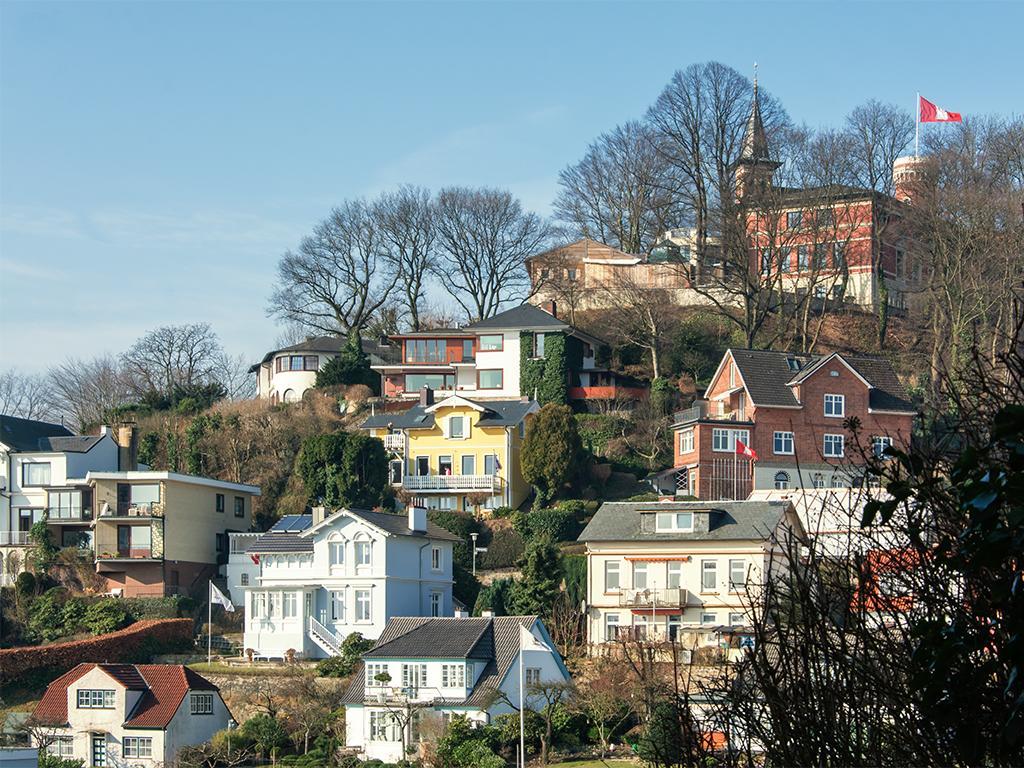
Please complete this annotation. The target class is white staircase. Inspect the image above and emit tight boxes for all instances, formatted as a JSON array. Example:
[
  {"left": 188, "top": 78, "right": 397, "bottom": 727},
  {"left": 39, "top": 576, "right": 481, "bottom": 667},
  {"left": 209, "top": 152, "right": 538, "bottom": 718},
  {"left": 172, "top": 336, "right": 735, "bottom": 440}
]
[{"left": 308, "top": 617, "right": 342, "bottom": 656}]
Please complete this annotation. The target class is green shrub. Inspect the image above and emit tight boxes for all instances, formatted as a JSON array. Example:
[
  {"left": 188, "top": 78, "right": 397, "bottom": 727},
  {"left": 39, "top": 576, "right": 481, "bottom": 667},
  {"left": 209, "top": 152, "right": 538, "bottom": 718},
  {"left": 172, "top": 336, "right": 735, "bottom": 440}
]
[
  {"left": 15, "top": 570, "right": 37, "bottom": 599},
  {"left": 480, "top": 528, "right": 525, "bottom": 569},
  {"left": 490, "top": 506, "right": 516, "bottom": 519},
  {"left": 122, "top": 595, "right": 195, "bottom": 620},
  {"left": 28, "top": 588, "right": 70, "bottom": 641},
  {"left": 240, "top": 714, "right": 289, "bottom": 757},
  {"left": 38, "top": 755, "right": 85, "bottom": 768},
  {"left": 82, "top": 600, "right": 130, "bottom": 635},
  {"left": 514, "top": 507, "right": 579, "bottom": 543},
  {"left": 427, "top": 509, "right": 479, "bottom": 569},
  {"left": 453, "top": 563, "right": 480, "bottom": 612},
  {"left": 315, "top": 632, "right": 373, "bottom": 677},
  {"left": 474, "top": 578, "right": 516, "bottom": 616}
]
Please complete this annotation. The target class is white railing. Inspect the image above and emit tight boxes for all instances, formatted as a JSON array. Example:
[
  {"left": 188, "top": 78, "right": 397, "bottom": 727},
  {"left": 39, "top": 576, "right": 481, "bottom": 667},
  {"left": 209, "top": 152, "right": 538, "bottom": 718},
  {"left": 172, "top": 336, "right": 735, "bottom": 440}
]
[
  {"left": 0, "top": 531, "right": 30, "bottom": 546},
  {"left": 308, "top": 617, "right": 342, "bottom": 656},
  {"left": 383, "top": 434, "right": 405, "bottom": 452},
  {"left": 403, "top": 474, "right": 500, "bottom": 492},
  {"left": 617, "top": 587, "right": 689, "bottom": 608},
  {"left": 228, "top": 532, "right": 263, "bottom": 554}
]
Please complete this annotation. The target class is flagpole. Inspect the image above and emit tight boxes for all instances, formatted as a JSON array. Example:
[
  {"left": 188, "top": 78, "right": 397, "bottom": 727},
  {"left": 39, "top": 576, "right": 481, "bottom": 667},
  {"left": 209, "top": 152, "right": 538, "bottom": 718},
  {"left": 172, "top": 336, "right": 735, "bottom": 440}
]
[
  {"left": 915, "top": 92, "right": 920, "bottom": 157},
  {"left": 733, "top": 445, "right": 738, "bottom": 500},
  {"left": 519, "top": 644, "right": 525, "bottom": 768},
  {"left": 207, "top": 580, "right": 213, "bottom": 665}
]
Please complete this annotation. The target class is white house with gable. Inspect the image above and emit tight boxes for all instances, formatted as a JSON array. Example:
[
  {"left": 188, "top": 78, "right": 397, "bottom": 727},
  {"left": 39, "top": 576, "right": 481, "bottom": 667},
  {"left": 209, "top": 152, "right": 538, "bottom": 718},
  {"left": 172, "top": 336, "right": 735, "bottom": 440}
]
[
  {"left": 243, "top": 506, "right": 461, "bottom": 659},
  {"left": 342, "top": 615, "right": 570, "bottom": 763}
]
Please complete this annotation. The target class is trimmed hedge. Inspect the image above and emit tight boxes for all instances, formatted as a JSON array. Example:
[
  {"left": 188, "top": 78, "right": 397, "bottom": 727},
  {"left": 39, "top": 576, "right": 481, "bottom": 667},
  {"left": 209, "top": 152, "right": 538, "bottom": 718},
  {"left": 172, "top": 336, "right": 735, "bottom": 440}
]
[{"left": 0, "top": 618, "right": 193, "bottom": 686}]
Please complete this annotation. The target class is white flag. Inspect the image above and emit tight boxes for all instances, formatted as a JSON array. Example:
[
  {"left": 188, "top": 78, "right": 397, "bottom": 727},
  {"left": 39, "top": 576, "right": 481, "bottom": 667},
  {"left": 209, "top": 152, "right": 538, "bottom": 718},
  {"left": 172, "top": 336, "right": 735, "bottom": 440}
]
[
  {"left": 519, "top": 624, "right": 552, "bottom": 653},
  {"left": 210, "top": 582, "right": 234, "bottom": 612}
]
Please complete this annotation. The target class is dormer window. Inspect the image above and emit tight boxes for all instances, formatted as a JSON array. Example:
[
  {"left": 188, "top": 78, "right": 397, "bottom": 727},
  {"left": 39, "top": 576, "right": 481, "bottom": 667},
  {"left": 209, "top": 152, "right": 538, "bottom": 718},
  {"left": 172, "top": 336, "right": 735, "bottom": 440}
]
[
  {"left": 786, "top": 357, "right": 801, "bottom": 372},
  {"left": 656, "top": 512, "right": 694, "bottom": 532},
  {"left": 449, "top": 416, "right": 466, "bottom": 439},
  {"left": 77, "top": 689, "right": 114, "bottom": 708}
]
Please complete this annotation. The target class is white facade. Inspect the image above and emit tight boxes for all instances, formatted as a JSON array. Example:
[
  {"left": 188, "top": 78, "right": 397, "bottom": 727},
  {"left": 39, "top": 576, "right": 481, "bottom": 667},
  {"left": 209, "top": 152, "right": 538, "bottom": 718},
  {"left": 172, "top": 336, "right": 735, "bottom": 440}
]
[
  {"left": 243, "top": 508, "right": 456, "bottom": 659},
  {"left": 224, "top": 531, "right": 263, "bottom": 606},
  {"left": 253, "top": 352, "right": 329, "bottom": 403},
  {"left": 344, "top": 617, "right": 570, "bottom": 763},
  {"left": 33, "top": 665, "right": 229, "bottom": 767}
]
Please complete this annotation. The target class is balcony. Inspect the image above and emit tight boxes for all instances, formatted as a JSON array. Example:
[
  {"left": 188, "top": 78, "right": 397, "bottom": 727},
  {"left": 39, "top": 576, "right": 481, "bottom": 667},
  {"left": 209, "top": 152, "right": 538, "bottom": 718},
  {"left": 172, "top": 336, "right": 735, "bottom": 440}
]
[
  {"left": 402, "top": 474, "right": 501, "bottom": 493},
  {"left": 46, "top": 509, "right": 93, "bottom": 525},
  {"left": 616, "top": 587, "right": 689, "bottom": 609},
  {"left": 96, "top": 548, "right": 160, "bottom": 561},
  {"left": 383, "top": 434, "right": 405, "bottom": 453},
  {"left": 673, "top": 401, "right": 748, "bottom": 425},
  {"left": 0, "top": 531, "right": 30, "bottom": 546},
  {"left": 229, "top": 532, "right": 264, "bottom": 554},
  {"left": 99, "top": 502, "right": 165, "bottom": 518}
]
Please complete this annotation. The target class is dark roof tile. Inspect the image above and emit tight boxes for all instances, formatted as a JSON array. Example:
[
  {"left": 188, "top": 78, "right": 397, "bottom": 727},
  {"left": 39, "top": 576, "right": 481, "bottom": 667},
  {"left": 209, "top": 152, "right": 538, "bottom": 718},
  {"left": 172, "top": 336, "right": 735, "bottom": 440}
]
[
  {"left": 0, "top": 415, "right": 74, "bottom": 452},
  {"left": 577, "top": 500, "right": 793, "bottom": 543}
]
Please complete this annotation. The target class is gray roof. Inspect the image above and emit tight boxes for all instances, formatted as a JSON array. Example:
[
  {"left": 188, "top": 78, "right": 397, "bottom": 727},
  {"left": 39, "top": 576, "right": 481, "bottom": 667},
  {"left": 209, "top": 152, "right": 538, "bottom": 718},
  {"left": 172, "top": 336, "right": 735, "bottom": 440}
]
[
  {"left": 352, "top": 508, "right": 462, "bottom": 542},
  {"left": 726, "top": 348, "right": 914, "bottom": 412},
  {"left": 464, "top": 304, "right": 570, "bottom": 332},
  {"left": 341, "top": 615, "right": 541, "bottom": 707},
  {"left": 248, "top": 532, "right": 314, "bottom": 554},
  {"left": 39, "top": 435, "right": 105, "bottom": 453},
  {"left": 361, "top": 398, "right": 536, "bottom": 431},
  {"left": 0, "top": 415, "right": 74, "bottom": 452},
  {"left": 250, "top": 336, "right": 400, "bottom": 372},
  {"left": 251, "top": 508, "right": 462, "bottom": 551},
  {"left": 577, "top": 500, "right": 794, "bottom": 543}
]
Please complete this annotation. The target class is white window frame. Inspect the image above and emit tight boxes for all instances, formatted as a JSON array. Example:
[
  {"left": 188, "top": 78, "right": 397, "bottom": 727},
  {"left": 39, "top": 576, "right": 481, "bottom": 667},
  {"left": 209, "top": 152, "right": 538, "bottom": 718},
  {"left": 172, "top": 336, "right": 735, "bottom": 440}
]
[
  {"left": 712, "top": 428, "right": 750, "bottom": 452},
  {"left": 430, "top": 591, "right": 442, "bottom": 617},
  {"left": 667, "top": 561, "right": 682, "bottom": 589},
  {"left": 824, "top": 393, "right": 846, "bottom": 417},
  {"left": 441, "top": 663, "right": 466, "bottom": 688},
  {"left": 632, "top": 561, "right": 648, "bottom": 589},
  {"left": 656, "top": 511, "right": 694, "bottom": 532},
  {"left": 329, "top": 538, "right": 345, "bottom": 568},
  {"left": 701, "top": 560, "right": 718, "bottom": 591},
  {"left": 401, "top": 663, "right": 427, "bottom": 691},
  {"left": 77, "top": 689, "right": 115, "bottom": 709},
  {"left": 729, "top": 612, "right": 746, "bottom": 627},
  {"left": 678, "top": 428, "right": 694, "bottom": 454},
  {"left": 729, "top": 559, "right": 747, "bottom": 590},
  {"left": 283, "top": 591, "right": 297, "bottom": 618},
  {"left": 355, "top": 538, "right": 372, "bottom": 567},
  {"left": 824, "top": 434, "right": 845, "bottom": 458},
  {"left": 604, "top": 561, "right": 620, "bottom": 591},
  {"left": 366, "top": 662, "right": 388, "bottom": 686},
  {"left": 701, "top": 611, "right": 718, "bottom": 625},
  {"left": 774, "top": 471, "right": 791, "bottom": 490},
  {"left": 431, "top": 546, "right": 442, "bottom": 571},
  {"left": 773, "top": 431, "right": 794, "bottom": 455},
  {"left": 872, "top": 435, "right": 893, "bottom": 458},
  {"left": 355, "top": 589, "right": 372, "bottom": 622},
  {"left": 190, "top": 692, "right": 214, "bottom": 715},
  {"left": 604, "top": 613, "right": 620, "bottom": 641},
  {"left": 448, "top": 416, "right": 466, "bottom": 439},
  {"left": 22, "top": 462, "right": 52, "bottom": 487},
  {"left": 331, "top": 590, "right": 345, "bottom": 622},
  {"left": 123, "top": 737, "right": 153, "bottom": 758},
  {"left": 48, "top": 737, "right": 74, "bottom": 758}
]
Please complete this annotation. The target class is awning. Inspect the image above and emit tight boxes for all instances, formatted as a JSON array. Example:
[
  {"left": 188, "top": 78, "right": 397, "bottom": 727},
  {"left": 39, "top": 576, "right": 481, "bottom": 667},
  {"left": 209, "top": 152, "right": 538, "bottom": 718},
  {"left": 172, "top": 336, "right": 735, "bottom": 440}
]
[
  {"left": 624, "top": 556, "right": 692, "bottom": 563},
  {"left": 630, "top": 608, "right": 684, "bottom": 616}
]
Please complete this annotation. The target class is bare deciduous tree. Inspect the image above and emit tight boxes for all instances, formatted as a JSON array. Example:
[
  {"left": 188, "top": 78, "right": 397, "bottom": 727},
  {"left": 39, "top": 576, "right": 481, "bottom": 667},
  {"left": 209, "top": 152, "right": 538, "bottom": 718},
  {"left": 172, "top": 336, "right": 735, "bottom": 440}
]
[
  {"left": 599, "top": 277, "right": 675, "bottom": 378},
  {"left": 269, "top": 199, "right": 392, "bottom": 336},
  {"left": 433, "top": 187, "right": 550, "bottom": 321},
  {"left": 47, "top": 354, "right": 131, "bottom": 430},
  {"left": 0, "top": 369, "right": 54, "bottom": 421},
  {"left": 375, "top": 185, "right": 436, "bottom": 331},
  {"left": 121, "top": 323, "right": 223, "bottom": 398},
  {"left": 845, "top": 99, "right": 915, "bottom": 196}
]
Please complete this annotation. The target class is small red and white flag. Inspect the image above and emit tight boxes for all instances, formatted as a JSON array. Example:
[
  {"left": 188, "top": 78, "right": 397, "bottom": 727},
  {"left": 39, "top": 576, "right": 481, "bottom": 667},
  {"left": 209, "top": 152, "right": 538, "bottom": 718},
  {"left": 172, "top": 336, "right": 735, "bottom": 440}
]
[
  {"left": 920, "top": 96, "right": 962, "bottom": 123},
  {"left": 250, "top": 553, "right": 260, "bottom": 565},
  {"left": 736, "top": 440, "right": 758, "bottom": 462}
]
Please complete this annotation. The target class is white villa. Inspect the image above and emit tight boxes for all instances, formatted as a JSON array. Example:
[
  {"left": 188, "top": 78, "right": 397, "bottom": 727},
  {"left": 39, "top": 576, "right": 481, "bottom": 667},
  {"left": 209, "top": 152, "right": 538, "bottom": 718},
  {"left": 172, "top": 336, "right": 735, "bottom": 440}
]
[
  {"left": 577, "top": 499, "right": 806, "bottom": 647},
  {"left": 242, "top": 506, "right": 461, "bottom": 659},
  {"left": 341, "top": 615, "right": 570, "bottom": 763},
  {"left": 31, "top": 663, "right": 230, "bottom": 767}
]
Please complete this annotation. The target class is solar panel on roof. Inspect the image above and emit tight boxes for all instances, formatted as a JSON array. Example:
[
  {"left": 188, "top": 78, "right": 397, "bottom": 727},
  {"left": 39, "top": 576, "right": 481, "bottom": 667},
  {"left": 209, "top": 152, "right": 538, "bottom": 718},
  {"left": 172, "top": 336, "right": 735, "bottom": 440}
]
[{"left": 271, "top": 515, "right": 312, "bottom": 533}]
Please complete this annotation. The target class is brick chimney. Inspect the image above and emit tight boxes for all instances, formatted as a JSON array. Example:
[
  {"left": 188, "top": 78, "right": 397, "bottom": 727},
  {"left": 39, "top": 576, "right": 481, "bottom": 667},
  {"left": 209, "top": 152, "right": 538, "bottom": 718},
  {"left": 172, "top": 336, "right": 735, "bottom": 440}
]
[
  {"left": 115, "top": 424, "right": 138, "bottom": 471},
  {"left": 419, "top": 386, "right": 434, "bottom": 407},
  {"left": 312, "top": 505, "right": 328, "bottom": 525},
  {"left": 541, "top": 300, "right": 557, "bottom": 318}
]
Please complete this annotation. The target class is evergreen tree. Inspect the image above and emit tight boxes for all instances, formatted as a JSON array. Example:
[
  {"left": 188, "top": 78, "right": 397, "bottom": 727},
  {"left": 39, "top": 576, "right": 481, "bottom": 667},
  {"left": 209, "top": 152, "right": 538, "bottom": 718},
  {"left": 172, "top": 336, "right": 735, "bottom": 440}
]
[
  {"left": 297, "top": 431, "right": 387, "bottom": 508},
  {"left": 315, "top": 337, "right": 380, "bottom": 394},
  {"left": 521, "top": 403, "right": 583, "bottom": 507},
  {"left": 510, "top": 541, "right": 561, "bottom": 619}
]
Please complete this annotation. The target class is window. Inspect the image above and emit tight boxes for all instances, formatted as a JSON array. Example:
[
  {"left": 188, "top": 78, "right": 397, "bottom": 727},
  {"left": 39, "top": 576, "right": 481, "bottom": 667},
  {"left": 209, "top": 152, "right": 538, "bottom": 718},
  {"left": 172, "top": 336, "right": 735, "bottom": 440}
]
[
  {"left": 430, "top": 591, "right": 442, "bottom": 617},
  {"left": 331, "top": 591, "right": 345, "bottom": 622},
  {"left": 48, "top": 489, "right": 87, "bottom": 520},
  {"left": 604, "top": 561, "right": 620, "bottom": 591},
  {"left": 442, "top": 663, "right": 466, "bottom": 688},
  {"left": 329, "top": 539, "right": 345, "bottom": 567},
  {"left": 633, "top": 562, "right": 648, "bottom": 589},
  {"left": 779, "top": 247, "right": 792, "bottom": 273},
  {"left": 241, "top": 573, "right": 249, "bottom": 586},
  {"left": 818, "top": 208, "right": 834, "bottom": 228},
  {"left": 478, "top": 369, "right": 503, "bottom": 390},
  {"left": 405, "top": 372, "right": 455, "bottom": 391},
  {"left": 774, "top": 471, "right": 791, "bottom": 490},
  {"left": 831, "top": 476, "right": 845, "bottom": 488},
  {"left": 478, "top": 334, "right": 503, "bottom": 352},
  {"left": 701, "top": 560, "right": 718, "bottom": 591},
  {"left": 283, "top": 592, "right": 297, "bottom": 618},
  {"left": 190, "top": 693, "right": 214, "bottom": 715},
  {"left": 355, "top": 539, "right": 372, "bottom": 567},
  {"left": 253, "top": 592, "right": 267, "bottom": 619},
  {"left": 48, "top": 737, "right": 74, "bottom": 758},
  {"left": 712, "top": 428, "right": 750, "bottom": 452},
  {"left": 729, "top": 559, "right": 747, "bottom": 589},
  {"left": 605, "top": 613, "right": 620, "bottom": 641},
  {"left": 814, "top": 243, "right": 828, "bottom": 270},
  {"left": 678, "top": 429, "right": 694, "bottom": 454},
  {"left": 729, "top": 612, "right": 746, "bottom": 627},
  {"left": 760, "top": 249, "right": 772, "bottom": 275},
  {"left": 812, "top": 473, "right": 825, "bottom": 489},
  {"left": 701, "top": 611, "right": 718, "bottom": 625},
  {"left": 123, "top": 737, "right": 153, "bottom": 758},
  {"left": 567, "top": 268, "right": 578, "bottom": 281},
  {"left": 355, "top": 589, "right": 371, "bottom": 621},
  {"left": 872, "top": 435, "right": 893, "bottom": 458},
  {"left": 216, "top": 533, "right": 225, "bottom": 553},
  {"left": 405, "top": 339, "right": 447, "bottom": 363},
  {"left": 895, "top": 248, "right": 905, "bottom": 277},
  {"left": 656, "top": 512, "right": 693, "bottom": 532},
  {"left": 431, "top": 546, "right": 442, "bottom": 571},
  {"left": 366, "top": 662, "right": 388, "bottom": 686},
  {"left": 461, "top": 455, "right": 475, "bottom": 475},
  {"left": 269, "top": 592, "right": 282, "bottom": 617},
  {"left": 401, "top": 663, "right": 427, "bottom": 690},
  {"left": 824, "top": 393, "right": 845, "bottom": 417},
  {"left": 667, "top": 562, "right": 682, "bottom": 589},
  {"left": 773, "top": 431, "right": 794, "bottom": 455},
  {"left": 797, "top": 245, "right": 810, "bottom": 270},
  {"left": 534, "top": 333, "right": 546, "bottom": 358},
  {"left": 22, "top": 462, "right": 51, "bottom": 487},
  {"left": 216, "top": 493, "right": 225, "bottom": 513},
  {"left": 824, "top": 434, "right": 845, "bottom": 458},
  {"left": 833, "top": 242, "right": 846, "bottom": 268},
  {"left": 77, "top": 689, "right": 115, "bottom": 708},
  {"left": 448, "top": 416, "right": 466, "bottom": 439},
  {"left": 234, "top": 496, "right": 245, "bottom": 517},
  {"left": 369, "top": 711, "right": 400, "bottom": 742},
  {"left": 787, "top": 210, "right": 802, "bottom": 229},
  {"left": 525, "top": 667, "right": 541, "bottom": 686}
]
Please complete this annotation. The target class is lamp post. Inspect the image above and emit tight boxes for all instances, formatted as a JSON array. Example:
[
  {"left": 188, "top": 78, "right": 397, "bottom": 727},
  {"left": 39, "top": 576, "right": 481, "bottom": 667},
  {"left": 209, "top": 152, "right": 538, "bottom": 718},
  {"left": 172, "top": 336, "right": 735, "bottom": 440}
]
[{"left": 470, "top": 532, "right": 478, "bottom": 576}]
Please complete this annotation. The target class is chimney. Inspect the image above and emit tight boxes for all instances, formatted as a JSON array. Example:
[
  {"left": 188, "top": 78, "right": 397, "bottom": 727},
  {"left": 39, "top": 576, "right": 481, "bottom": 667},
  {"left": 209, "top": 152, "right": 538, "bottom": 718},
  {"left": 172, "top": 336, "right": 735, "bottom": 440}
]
[
  {"left": 481, "top": 609, "right": 494, "bottom": 618},
  {"left": 312, "top": 505, "right": 328, "bottom": 525},
  {"left": 115, "top": 424, "right": 138, "bottom": 471},
  {"left": 408, "top": 505, "right": 427, "bottom": 533},
  {"left": 419, "top": 386, "right": 434, "bottom": 407},
  {"left": 542, "top": 300, "right": 557, "bottom": 318},
  {"left": 453, "top": 608, "right": 469, "bottom": 619}
]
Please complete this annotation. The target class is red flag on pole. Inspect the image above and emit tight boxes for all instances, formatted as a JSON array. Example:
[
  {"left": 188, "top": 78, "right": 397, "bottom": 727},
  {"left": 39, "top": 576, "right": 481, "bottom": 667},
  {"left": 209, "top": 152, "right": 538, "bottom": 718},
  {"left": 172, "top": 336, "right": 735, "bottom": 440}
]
[
  {"left": 736, "top": 440, "right": 758, "bottom": 462},
  {"left": 920, "top": 96, "right": 962, "bottom": 123}
]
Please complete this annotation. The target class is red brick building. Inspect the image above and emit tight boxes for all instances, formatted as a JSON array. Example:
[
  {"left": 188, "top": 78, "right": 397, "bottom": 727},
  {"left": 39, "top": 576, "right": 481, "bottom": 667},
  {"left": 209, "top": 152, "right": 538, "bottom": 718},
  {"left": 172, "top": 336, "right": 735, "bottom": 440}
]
[{"left": 671, "top": 348, "right": 915, "bottom": 499}]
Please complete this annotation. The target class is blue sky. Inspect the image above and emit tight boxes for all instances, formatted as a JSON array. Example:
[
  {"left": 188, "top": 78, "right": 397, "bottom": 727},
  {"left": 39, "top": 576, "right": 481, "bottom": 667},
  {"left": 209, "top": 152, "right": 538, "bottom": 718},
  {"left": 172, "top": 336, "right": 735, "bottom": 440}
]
[{"left": 1, "top": 0, "right": 1020, "bottom": 372}]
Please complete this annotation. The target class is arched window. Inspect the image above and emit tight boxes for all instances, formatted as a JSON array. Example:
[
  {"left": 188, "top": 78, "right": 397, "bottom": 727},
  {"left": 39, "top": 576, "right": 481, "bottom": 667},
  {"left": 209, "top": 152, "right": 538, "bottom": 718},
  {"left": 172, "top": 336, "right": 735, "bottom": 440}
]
[
  {"left": 774, "top": 471, "right": 790, "bottom": 490},
  {"left": 328, "top": 534, "right": 345, "bottom": 567},
  {"left": 812, "top": 473, "right": 824, "bottom": 489},
  {"left": 282, "top": 389, "right": 297, "bottom": 403},
  {"left": 354, "top": 533, "right": 372, "bottom": 568}
]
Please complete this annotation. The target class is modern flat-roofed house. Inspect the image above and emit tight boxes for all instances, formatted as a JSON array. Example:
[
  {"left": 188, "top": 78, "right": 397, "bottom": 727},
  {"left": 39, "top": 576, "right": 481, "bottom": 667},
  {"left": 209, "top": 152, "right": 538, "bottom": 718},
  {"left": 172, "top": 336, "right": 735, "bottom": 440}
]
[
  {"left": 242, "top": 506, "right": 460, "bottom": 659},
  {"left": 671, "top": 348, "right": 915, "bottom": 499},
  {"left": 31, "top": 663, "right": 230, "bottom": 767},
  {"left": 361, "top": 391, "right": 537, "bottom": 514},
  {"left": 578, "top": 500, "right": 805, "bottom": 647},
  {"left": 341, "top": 615, "right": 570, "bottom": 763}
]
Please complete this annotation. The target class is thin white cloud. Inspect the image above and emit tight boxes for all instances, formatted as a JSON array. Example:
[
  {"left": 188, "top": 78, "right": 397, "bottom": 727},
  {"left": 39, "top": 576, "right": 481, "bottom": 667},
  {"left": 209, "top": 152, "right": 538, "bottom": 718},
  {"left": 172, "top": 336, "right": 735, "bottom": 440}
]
[{"left": 0, "top": 257, "right": 70, "bottom": 282}]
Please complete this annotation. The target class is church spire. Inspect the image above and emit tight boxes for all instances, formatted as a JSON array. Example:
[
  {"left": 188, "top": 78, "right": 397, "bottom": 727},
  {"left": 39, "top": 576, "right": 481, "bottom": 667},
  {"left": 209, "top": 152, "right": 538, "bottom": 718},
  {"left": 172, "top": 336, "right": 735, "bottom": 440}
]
[{"left": 735, "top": 66, "right": 780, "bottom": 199}]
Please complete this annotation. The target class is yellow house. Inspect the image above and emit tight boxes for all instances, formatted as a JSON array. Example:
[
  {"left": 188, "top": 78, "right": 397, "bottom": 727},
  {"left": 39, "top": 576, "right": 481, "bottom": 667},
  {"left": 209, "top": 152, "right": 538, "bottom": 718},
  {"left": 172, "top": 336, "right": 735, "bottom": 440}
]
[{"left": 362, "top": 391, "right": 539, "bottom": 513}]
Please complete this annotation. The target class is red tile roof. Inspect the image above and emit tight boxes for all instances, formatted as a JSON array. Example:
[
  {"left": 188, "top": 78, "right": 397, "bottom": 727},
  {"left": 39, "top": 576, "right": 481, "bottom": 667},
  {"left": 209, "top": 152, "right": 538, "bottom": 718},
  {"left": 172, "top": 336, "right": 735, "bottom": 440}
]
[{"left": 32, "top": 664, "right": 218, "bottom": 729}]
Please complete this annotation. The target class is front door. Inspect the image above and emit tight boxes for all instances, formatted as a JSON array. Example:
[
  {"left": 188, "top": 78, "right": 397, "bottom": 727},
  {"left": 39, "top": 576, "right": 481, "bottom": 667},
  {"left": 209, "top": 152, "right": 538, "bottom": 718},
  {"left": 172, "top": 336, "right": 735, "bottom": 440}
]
[
  {"left": 91, "top": 734, "right": 107, "bottom": 767},
  {"left": 117, "top": 525, "right": 131, "bottom": 556}
]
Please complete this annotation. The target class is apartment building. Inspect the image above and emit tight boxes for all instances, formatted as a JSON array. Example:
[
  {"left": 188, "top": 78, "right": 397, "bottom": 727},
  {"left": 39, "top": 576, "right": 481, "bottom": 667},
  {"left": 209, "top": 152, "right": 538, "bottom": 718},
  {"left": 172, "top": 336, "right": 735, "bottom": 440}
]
[
  {"left": 342, "top": 615, "right": 570, "bottom": 763},
  {"left": 242, "top": 506, "right": 460, "bottom": 659},
  {"left": 672, "top": 348, "right": 915, "bottom": 499},
  {"left": 361, "top": 390, "right": 537, "bottom": 514},
  {"left": 578, "top": 500, "right": 805, "bottom": 647}
]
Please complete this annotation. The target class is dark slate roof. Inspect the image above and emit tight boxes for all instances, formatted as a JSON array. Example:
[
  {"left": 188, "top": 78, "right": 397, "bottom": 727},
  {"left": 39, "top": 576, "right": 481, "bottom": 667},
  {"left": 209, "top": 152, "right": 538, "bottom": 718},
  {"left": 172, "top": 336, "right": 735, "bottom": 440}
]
[
  {"left": 250, "top": 335, "right": 400, "bottom": 371},
  {"left": 465, "top": 304, "right": 570, "bottom": 332},
  {"left": 248, "top": 532, "right": 315, "bottom": 554},
  {"left": 738, "top": 82, "right": 775, "bottom": 166},
  {"left": 351, "top": 508, "right": 462, "bottom": 543},
  {"left": 577, "top": 500, "right": 793, "bottom": 543},
  {"left": 38, "top": 435, "right": 105, "bottom": 453},
  {"left": 361, "top": 398, "right": 535, "bottom": 431},
  {"left": 364, "top": 618, "right": 494, "bottom": 659},
  {"left": 341, "top": 615, "right": 541, "bottom": 708},
  {"left": 0, "top": 415, "right": 73, "bottom": 452},
  {"left": 725, "top": 348, "right": 914, "bottom": 412}
]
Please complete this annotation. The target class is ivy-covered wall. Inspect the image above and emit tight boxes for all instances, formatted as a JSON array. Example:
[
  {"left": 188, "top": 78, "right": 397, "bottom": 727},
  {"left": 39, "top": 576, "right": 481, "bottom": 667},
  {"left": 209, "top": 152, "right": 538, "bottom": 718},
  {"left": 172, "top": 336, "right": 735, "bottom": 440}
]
[{"left": 520, "top": 331, "right": 569, "bottom": 405}]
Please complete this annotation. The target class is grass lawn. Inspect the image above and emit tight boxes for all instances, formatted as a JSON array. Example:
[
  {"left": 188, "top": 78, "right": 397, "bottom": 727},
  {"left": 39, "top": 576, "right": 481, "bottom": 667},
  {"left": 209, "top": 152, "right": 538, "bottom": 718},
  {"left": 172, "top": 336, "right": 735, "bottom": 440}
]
[{"left": 187, "top": 661, "right": 308, "bottom": 677}]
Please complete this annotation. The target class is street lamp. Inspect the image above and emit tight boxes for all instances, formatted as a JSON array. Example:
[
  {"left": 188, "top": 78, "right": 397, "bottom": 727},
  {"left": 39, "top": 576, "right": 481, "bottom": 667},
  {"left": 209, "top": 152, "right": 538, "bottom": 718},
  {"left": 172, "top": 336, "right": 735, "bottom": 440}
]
[{"left": 470, "top": 533, "right": 478, "bottom": 575}]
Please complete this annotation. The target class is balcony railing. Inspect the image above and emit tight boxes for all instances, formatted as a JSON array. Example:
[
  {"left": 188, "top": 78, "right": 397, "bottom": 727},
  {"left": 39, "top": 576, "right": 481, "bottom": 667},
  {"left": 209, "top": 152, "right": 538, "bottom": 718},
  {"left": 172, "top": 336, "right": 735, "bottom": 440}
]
[
  {"left": 616, "top": 587, "right": 689, "bottom": 608},
  {"left": 673, "top": 401, "right": 746, "bottom": 424},
  {"left": 46, "top": 509, "right": 93, "bottom": 523},
  {"left": 383, "top": 434, "right": 405, "bottom": 452},
  {"left": 403, "top": 474, "right": 500, "bottom": 492},
  {"left": 0, "top": 531, "right": 30, "bottom": 546},
  {"left": 229, "top": 532, "right": 264, "bottom": 554},
  {"left": 101, "top": 502, "right": 165, "bottom": 518},
  {"left": 97, "top": 548, "right": 158, "bottom": 560}
]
